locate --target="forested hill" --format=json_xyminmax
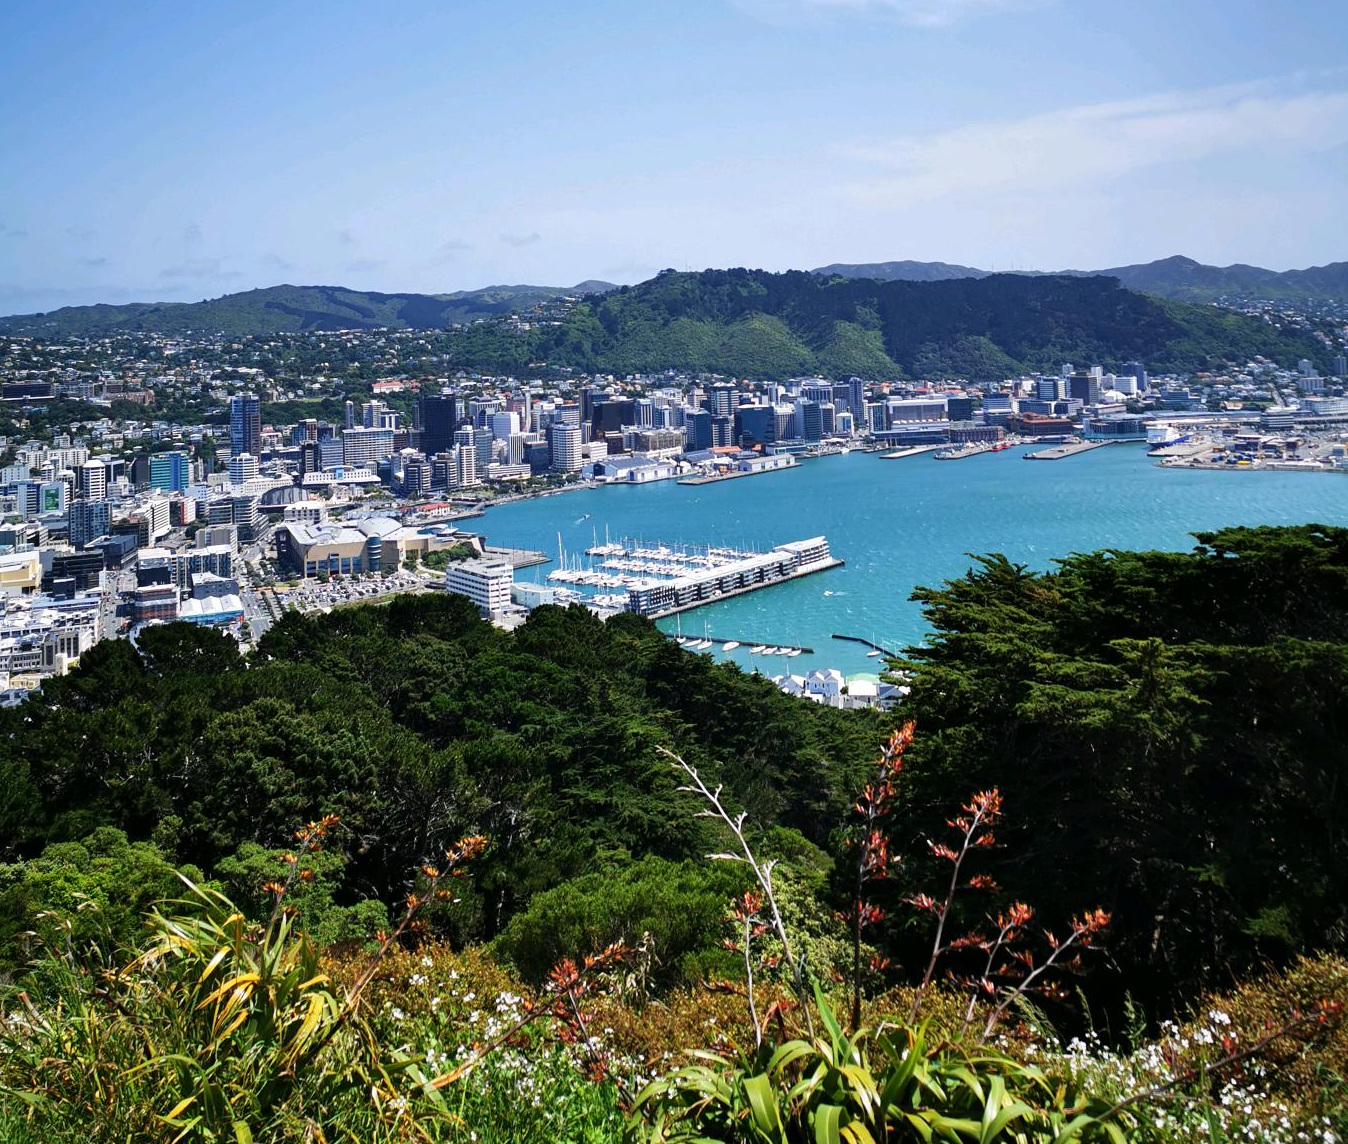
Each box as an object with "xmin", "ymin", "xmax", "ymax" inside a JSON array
[
  {"xmin": 1, "ymin": 525, "xmax": 1345, "ymax": 1023},
  {"xmin": 0, "ymin": 281, "xmax": 616, "ymax": 336},
  {"xmin": 813, "ymin": 254, "xmax": 1348, "ymax": 303},
  {"xmin": 447, "ymin": 267, "xmax": 1331, "ymax": 379}
]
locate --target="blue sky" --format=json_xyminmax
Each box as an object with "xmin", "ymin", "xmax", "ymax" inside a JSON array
[{"xmin": 1, "ymin": 0, "xmax": 1345, "ymax": 312}]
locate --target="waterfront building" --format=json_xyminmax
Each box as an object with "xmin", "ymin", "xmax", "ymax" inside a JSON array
[
  {"xmin": 490, "ymin": 411, "xmax": 521, "ymax": 440},
  {"xmin": 549, "ymin": 424, "xmax": 583, "ymax": 472},
  {"xmin": 275, "ymin": 522, "xmax": 377, "ymax": 577},
  {"xmin": 229, "ymin": 394, "xmax": 262, "ymax": 460},
  {"xmin": 444, "ymin": 559, "xmax": 514, "ymax": 614},
  {"xmin": 794, "ymin": 399, "xmax": 823, "ymax": 442},
  {"xmin": 886, "ymin": 398, "xmax": 948, "ymax": 424},
  {"xmin": 734, "ymin": 404, "xmax": 777, "ymax": 448}
]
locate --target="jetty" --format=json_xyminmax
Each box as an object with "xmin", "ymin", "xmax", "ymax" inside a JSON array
[
  {"xmin": 667, "ymin": 633, "xmax": 813, "ymax": 655},
  {"xmin": 832, "ymin": 633, "xmax": 898, "ymax": 658},
  {"xmin": 1024, "ymin": 441, "xmax": 1108, "ymax": 460}
]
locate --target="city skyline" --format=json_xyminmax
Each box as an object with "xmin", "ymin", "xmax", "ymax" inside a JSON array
[{"xmin": 2, "ymin": 0, "xmax": 1346, "ymax": 314}]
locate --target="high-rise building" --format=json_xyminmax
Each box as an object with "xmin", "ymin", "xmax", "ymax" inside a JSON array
[
  {"xmin": 506, "ymin": 432, "xmax": 528, "ymax": 465},
  {"xmin": 847, "ymin": 378, "xmax": 867, "ymax": 415},
  {"xmin": 80, "ymin": 459, "xmax": 107, "ymax": 501},
  {"xmin": 473, "ymin": 427, "xmax": 494, "ymax": 475},
  {"xmin": 454, "ymin": 443, "xmax": 480, "ymax": 487},
  {"xmin": 490, "ymin": 411, "xmax": 521, "ymax": 440},
  {"xmin": 1035, "ymin": 376, "xmax": 1065, "ymax": 401},
  {"xmin": 704, "ymin": 385, "xmax": 736, "ymax": 418},
  {"xmin": 68, "ymin": 499, "xmax": 111, "ymax": 549},
  {"xmin": 344, "ymin": 400, "xmax": 356, "ymax": 430},
  {"xmin": 794, "ymin": 399, "xmax": 822, "ymax": 442},
  {"xmin": 1334, "ymin": 355, "xmax": 1347, "ymax": 379},
  {"xmin": 420, "ymin": 392, "xmax": 460, "ymax": 456},
  {"xmin": 1122, "ymin": 361, "xmax": 1147, "ymax": 391},
  {"xmin": 549, "ymin": 424, "xmax": 582, "ymax": 472},
  {"xmin": 228, "ymin": 452, "xmax": 259, "ymax": 484},
  {"xmin": 685, "ymin": 409, "xmax": 713, "ymax": 451},
  {"xmin": 342, "ymin": 428, "xmax": 394, "ymax": 469},
  {"xmin": 734, "ymin": 404, "xmax": 777, "ymax": 448},
  {"xmin": 149, "ymin": 450, "xmax": 191, "ymax": 492},
  {"xmin": 229, "ymin": 394, "xmax": 262, "ymax": 460}
]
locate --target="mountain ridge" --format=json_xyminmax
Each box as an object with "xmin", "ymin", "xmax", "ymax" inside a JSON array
[
  {"xmin": 442, "ymin": 267, "xmax": 1333, "ymax": 380},
  {"xmin": 811, "ymin": 254, "xmax": 1348, "ymax": 302},
  {"xmin": 0, "ymin": 281, "xmax": 617, "ymax": 337}
]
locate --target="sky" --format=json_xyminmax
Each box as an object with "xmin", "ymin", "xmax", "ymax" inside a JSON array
[{"xmin": 1, "ymin": 0, "xmax": 1346, "ymax": 313}]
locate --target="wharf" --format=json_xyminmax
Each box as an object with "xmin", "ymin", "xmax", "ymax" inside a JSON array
[
  {"xmin": 667, "ymin": 633, "xmax": 814, "ymax": 654},
  {"xmin": 643, "ymin": 558, "xmax": 845, "ymax": 619},
  {"xmin": 1024, "ymin": 441, "xmax": 1107, "ymax": 460},
  {"xmin": 879, "ymin": 445, "xmax": 942, "ymax": 459},
  {"xmin": 676, "ymin": 465, "xmax": 793, "ymax": 487},
  {"xmin": 482, "ymin": 545, "xmax": 550, "ymax": 569}
]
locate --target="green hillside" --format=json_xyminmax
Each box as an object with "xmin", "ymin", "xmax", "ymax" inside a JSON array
[
  {"xmin": 0, "ymin": 281, "xmax": 615, "ymax": 336},
  {"xmin": 448, "ymin": 267, "xmax": 1332, "ymax": 379}
]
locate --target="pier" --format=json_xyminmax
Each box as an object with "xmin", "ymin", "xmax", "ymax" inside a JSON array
[
  {"xmin": 1024, "ymin": 441, "xmax": 1108, "ymax": 460},
  {"xmin": 666, "ymin": 632, "xmax": 814, "ymax": 655},
  {"xmin": 832, "ymin": 633, "xmax": 898, "ymax": 658}
]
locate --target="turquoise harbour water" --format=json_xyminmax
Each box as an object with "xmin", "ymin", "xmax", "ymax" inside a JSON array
[{"xmin": 479, "ymin": 445, "xmax": 1348, "ymax": 676}]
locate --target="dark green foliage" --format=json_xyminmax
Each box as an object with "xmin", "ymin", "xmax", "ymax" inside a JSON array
[
  {"xmin": 0, "ymin": 828, "xmax": 195, "ymax": 978},
  {"xmin": 889, "ymin": 523, "xmax": 1348, "ymax": 1014},
  {"xmin": 0, "ymin": 601, "xmax": 885, "ymax": 968},
  {"xmin": 446, "ymin": 268, "xmax": 1330, "ymax": 379},
  {"xmin": 493, "ymin": 855, "xmax": 747, "ymax": 987},
  {"xmin": 0, "ymin": 282, "xmax": 614, "ymax": 336}
]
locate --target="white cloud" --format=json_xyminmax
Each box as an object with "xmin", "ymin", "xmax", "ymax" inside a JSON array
[
  {"xmin": 739, "ymin": 0, "xmax": 1058, "ymax": 28},
  {"xmin": 840, "ymin": 81, "xmax": 1348, "ymax": 205}
]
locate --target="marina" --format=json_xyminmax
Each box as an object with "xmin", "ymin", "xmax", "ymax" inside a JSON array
[
  {"xmin": 485, "ymin": 446, "xmax": 1348, "ymax": 675},
  {"xmin": 539, "ymin": 534, "xmax": 843, "ymax": 618}
]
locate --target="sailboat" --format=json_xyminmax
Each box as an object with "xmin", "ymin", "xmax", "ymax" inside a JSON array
[{"xmin": 721, "ymin": 640, "xmax": 740, "ymax": 652}]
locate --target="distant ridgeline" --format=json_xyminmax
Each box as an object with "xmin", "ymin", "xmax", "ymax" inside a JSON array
[
  {"xmin": 0, "ymin": 281, "xmax": 616, "ymax": 337},
  {"xmin": 2, "ymin": 266, "xmax": 1332, "ymax": 381},
  {"xmin": 443, "ymin": 268, "xmax": 1333, "ymax": 379}
]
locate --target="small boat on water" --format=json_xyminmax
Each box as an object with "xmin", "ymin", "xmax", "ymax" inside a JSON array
[
  {"xmin": 867, "ymin": 649, "xmax": 882, "ymax": 658},
  {"xmin": 722, "ymin": 641, "xmax": 740, "ymax": 651},
  {"xmin": 787, "ymin": 648, "xmax": 802, "ymax": 657},
  {"xmin": 750, "ymin": 645, "xmax": 767, "ymax": 654},
  {"xmin": 763, "ymin": 646, "xmax": 781, "ymax": 655},
  {"xmin": 695, "ymin": 639, "xmax": 713, "ymax": 650}
]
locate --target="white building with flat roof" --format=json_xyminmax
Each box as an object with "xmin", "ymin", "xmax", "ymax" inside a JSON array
[{"xmin": 445, "ymin": 559, "xmax": 514, "ymax": 614}]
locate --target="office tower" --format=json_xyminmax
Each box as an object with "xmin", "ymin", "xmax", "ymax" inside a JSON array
[
  {"xmin": 490, "ymin": 411, "xmax": 521, "ymax": 440},
  {"xmin": 80, "ymin": 459, "xmax": 107, "ymax": 501},
  {"xmin": 507, "ymin": 432, "xmax": 528, "ymax": 465},
  {"xmin": 454, "ymin": 443, "xmax": 479, "ymax": 487},
  {"xmin": 818, "ymin": 403, "xmax": 836, "ymax": 437},
  {"xmin": 634, "ymin": 398, "xmax": 656, "ymax": 427},
  {"xmin": 229, "ymin": 394, "xmax": 262, "ymax": 460},
  {"xmin": 1122, "ymin": 361, "xmax": 1147, "ymax": 391},
  {"xmin": 946, "ymin": 396, "xmax": 975, "ymax": 422},
  {"xmin": 734, "ymin": 404, "xmax": 777, "ymax": 447},
  {"xmin": 344, "ymin": 400, "xmax": 356, "ymax": 429},
  {"xmin": 794, "ymin": 399, "xmax": 822, "ymax": 442},
  {"xmin": 1035, "ymin": 376, "xmax": 1065, "ymax": 401},
  {"xmin": 341, "ymin": 427, "xmax": 394, "ymax": 468},
  {"xmin": 847, "ymin": 377, "xmax": 866, "ymax": 415},
  {"xmin": 704, "ymin": 384, "xmax": 736, "ymax": 418},
  {"xmin": 149, "ymin": 450, "xmax": 190, "ymax": 493},
  {"xmin": 68, "ymin": 498, "xmax": 111, "ymax": 549},
  {"xmin": 685, "ymin": 409, "xmax": 713, "ymax": 451},
  {"xmin": 299, "ymin": 442, "xmax": 324, "ymax": 476},
  {"xmin": 419, "ymin": 392, "xmax": 460, "ymax": 455},
  {"xmin": 549, "ymin": 423, "xmax": 582, "ymax": 471}
]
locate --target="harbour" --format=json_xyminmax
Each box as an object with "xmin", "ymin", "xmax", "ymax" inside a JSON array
[
  {"xmin": 1024, "ymin": 440, "xmax": 1110, "ymax": 460},
  {"xmin": 484, "ymin": 445, "xmax": 1348, "ymax": 675}
]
